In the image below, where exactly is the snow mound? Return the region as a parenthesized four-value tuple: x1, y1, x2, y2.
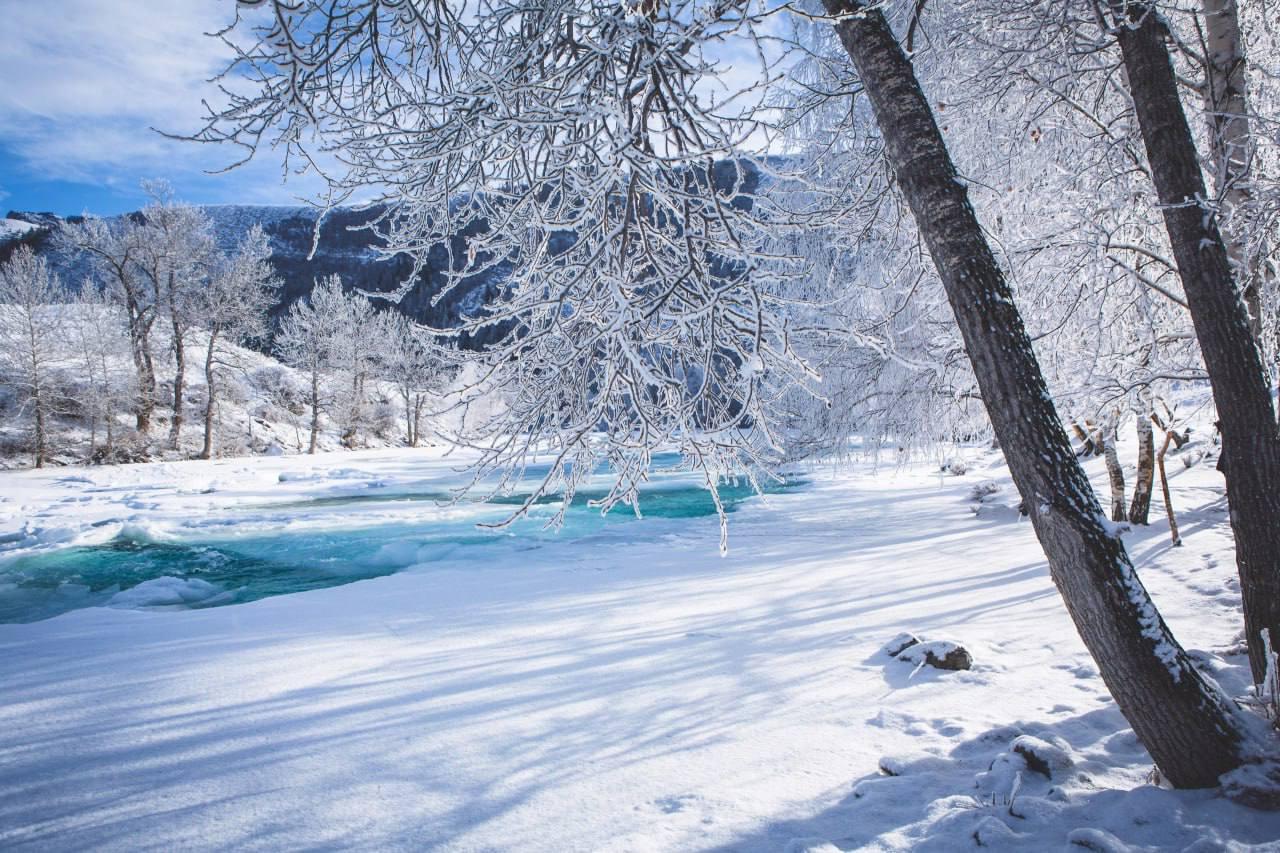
(1011, 733, 1075, 777)
(108, 577, 236, 609)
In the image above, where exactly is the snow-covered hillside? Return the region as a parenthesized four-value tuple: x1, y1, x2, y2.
(0, 217, 36, 243)
(0, 319, 416, 469)
(0, 430, 1275, 850)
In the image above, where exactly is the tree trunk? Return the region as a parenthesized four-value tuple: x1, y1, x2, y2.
(1130, 412, 1155, 524)
(823, 0, 1248, 787)
(403, 389, 414, 447)
(1157, 430, 1183, 547)
(308, 366, 320, 455)
(412, 395, 425, 448)
(1111, 0, 1280, 685)
(121, 292, 156, 434)
(1202, 0, 1261, 338)
(32, 384, 45, 469)
(200, 332, 218, 460)
(27, 320, 46, 469)
(170, 314, 185, 449)
(1070, 419, 1097, 456)
(1101, 427, 1127, 523)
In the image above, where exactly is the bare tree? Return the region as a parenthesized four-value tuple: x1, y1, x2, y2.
(276, 275, 347, 454)
(382, 312, 442, 447)
(329, 289, 382, 448)
(69, 280, 130, 458)
(61, 216, 158, 434)
(134, 182, 216, 450)
(817, 0, 1249, 788)
(0, 247, 65, 468)
(1106, 0, 1280, 686)
(197, 225, 279, 459)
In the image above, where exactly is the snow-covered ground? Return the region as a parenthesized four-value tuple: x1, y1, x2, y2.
(0, 439, 1277, 851)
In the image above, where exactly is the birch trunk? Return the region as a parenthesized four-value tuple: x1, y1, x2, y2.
(1130, 414, 1156, 524)
(1101, 428, 1127, 523)
(1202, 0, 1261, 337)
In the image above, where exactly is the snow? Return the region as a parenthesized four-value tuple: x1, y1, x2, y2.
(0, 217, 38, 242)
(0, 439, 1277, 850)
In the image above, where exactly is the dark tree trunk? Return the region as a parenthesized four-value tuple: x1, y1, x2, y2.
(822, 0, 1248, 787)
(170, 316, 185, 449)
(1157, 430, 1183, 547)
(1111, 0, 1280, 684)
(308, 367, 320, 455)
(124, 297, 155, 433)
(200, 332, 218, 460)
(1130, 414, 1155, 524)
(402, 389, 414, 447)
(32, 384, 45, 469)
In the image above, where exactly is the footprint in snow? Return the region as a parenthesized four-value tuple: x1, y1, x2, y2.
(652, 794, 700, 814)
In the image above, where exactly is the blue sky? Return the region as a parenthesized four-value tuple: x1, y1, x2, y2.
(0, 1, 320, 217)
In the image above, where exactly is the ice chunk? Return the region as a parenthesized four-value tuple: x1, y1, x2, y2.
(108, 577, 236, 609)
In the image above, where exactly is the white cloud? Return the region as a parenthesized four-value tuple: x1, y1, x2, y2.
(0, 0, 312, 203)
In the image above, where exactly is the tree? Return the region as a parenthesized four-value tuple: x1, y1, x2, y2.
(197, 225, 278, 459)
(329, 288, 382, 448)
(194, 0, 808, 541)
(382, 312, 442, 447)
(815, 0, 1249, 788)
(0, 247, 65, 468)
(276, 275, 347, 454)
(61, 215, 158, 433)
(1106, 0, 1280, 686)
(134, 181, 216, 450)
(1129, 395, 1156, 524)
(1198, 0, 1264, 338)
(69, 280, 130, 458)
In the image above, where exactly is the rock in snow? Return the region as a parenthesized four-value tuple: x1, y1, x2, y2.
(893, 638, 973, 671)
(1011, 734, 1075, 778)
(880, 632, 920, 657)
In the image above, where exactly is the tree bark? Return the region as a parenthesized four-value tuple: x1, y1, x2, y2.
(1111, 0, 1280, 685)
(170, 305, 185, 449)
(200, 331, 218, 460)
(1157, 430, 1182, 547)
(822, 0, 1248, 787)
(123, 296, 156, 434)
(308, 366, 320, 455)
(26, 315, 47, 468)
(1101, 426, 1127, 523)
(1130, 412, 1156, 524)
(1201, 0, 1261, 338)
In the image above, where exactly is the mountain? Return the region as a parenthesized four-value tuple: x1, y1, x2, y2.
(0, 205, 511, 349)
(0, 159, 771, 351)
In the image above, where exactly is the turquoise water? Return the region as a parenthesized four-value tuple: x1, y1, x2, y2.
(0, 477, 800, 624)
